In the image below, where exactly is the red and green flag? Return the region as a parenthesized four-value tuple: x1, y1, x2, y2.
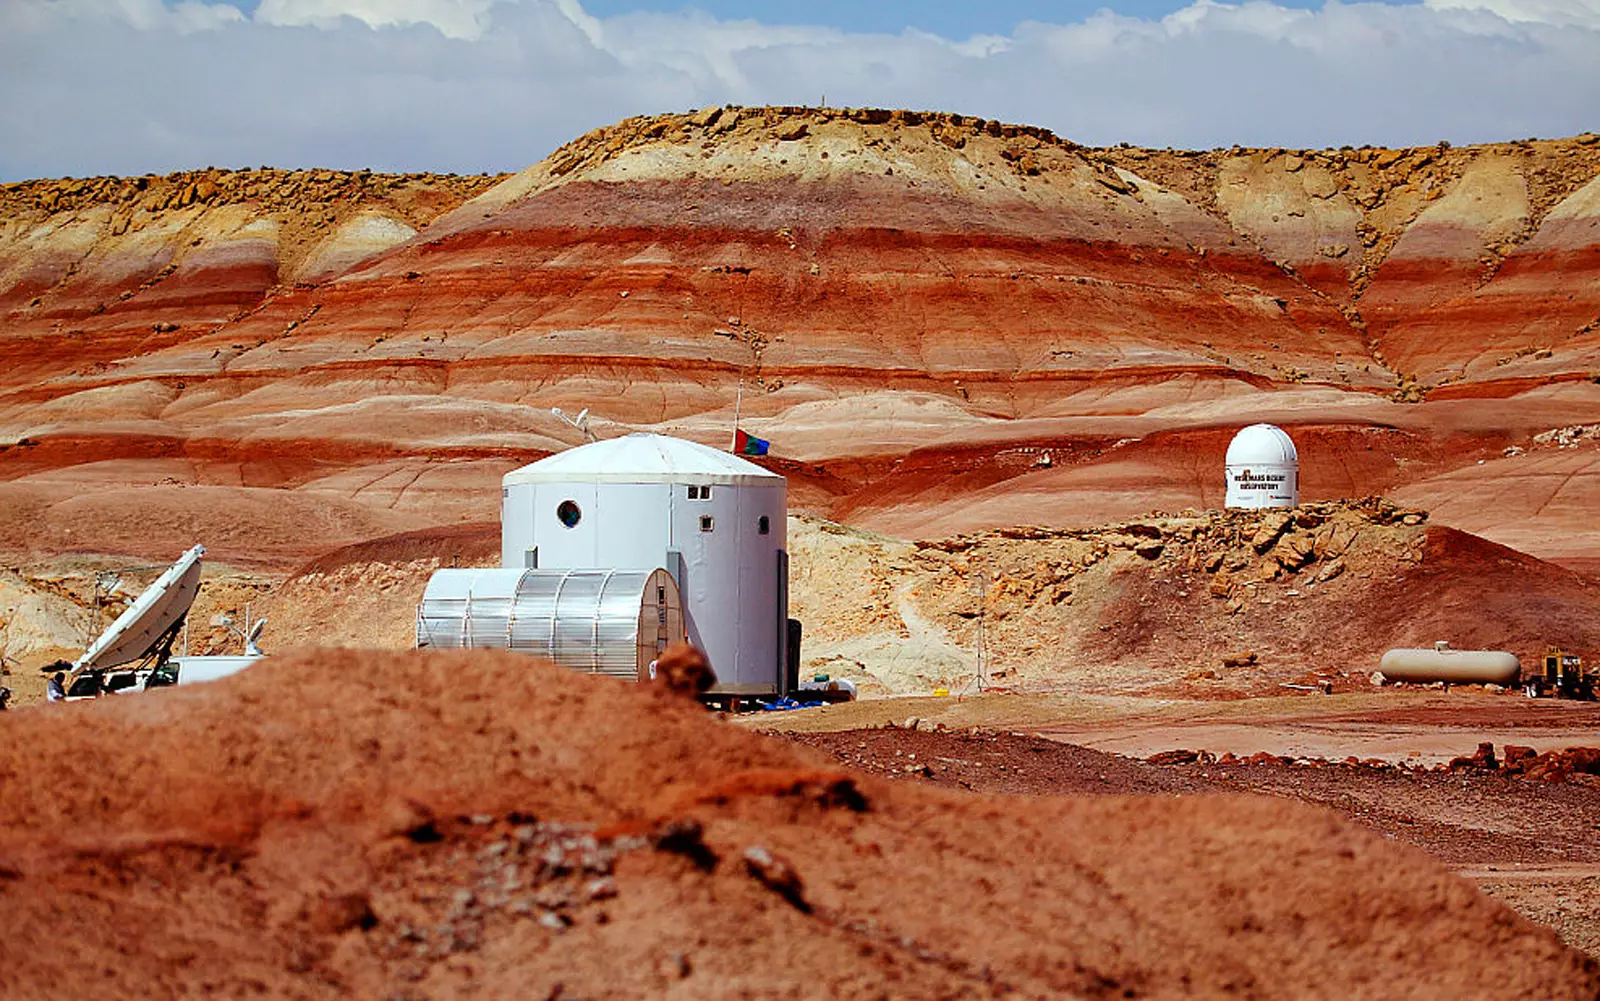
(733, 428, 770, 456)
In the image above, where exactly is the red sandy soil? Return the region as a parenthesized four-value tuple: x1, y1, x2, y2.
(1, 109, 1597, 571)
(1, 649, 1597, 999)
(291, 520, 500, 575)
(783, 726, 1600, 867)
(784, 726, 1600, 958)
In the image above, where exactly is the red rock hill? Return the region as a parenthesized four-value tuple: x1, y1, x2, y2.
(1, 109, 1597, 568)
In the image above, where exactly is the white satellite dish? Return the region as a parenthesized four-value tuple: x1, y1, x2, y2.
(73, 545, 205, 676)
(245, 617, 267, 656)
(216, 611, 269, 655)
(551, 406, 597, 442)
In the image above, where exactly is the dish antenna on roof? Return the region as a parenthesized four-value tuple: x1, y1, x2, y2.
(551, 406, 597, 442)
(218, 609, 269, 656)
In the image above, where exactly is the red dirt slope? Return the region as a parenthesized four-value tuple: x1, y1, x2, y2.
(0, 649, 1594, 999)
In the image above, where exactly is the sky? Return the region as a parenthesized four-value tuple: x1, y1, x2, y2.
(2, 0, 1598, 180)
(233, 0, 1352, 34)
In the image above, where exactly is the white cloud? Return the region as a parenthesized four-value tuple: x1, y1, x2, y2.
(18, 0, 244, 31)
(1, 0, 1596, 180)
(1424, 0, 1600, 29)
(254, 0, 497, 40)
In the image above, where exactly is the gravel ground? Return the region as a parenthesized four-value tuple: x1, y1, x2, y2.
(781, 725, 1600, 958)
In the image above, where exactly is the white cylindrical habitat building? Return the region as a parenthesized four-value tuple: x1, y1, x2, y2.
(500, 433, 789, 696)
(1224, 423, 1299, 509)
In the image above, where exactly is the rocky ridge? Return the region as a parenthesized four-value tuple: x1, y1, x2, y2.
(0, 167, 504, 221)
(0, 167, 504, 286)
(542, 107, 1599, 295)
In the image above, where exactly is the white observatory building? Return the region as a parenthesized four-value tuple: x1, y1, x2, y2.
(1224, 423, 1299, 509)
(492, 433, 790, 696)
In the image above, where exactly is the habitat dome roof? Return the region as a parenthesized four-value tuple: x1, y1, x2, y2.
(1225, 423, 1299, 467)
(503, 433, 784, 486)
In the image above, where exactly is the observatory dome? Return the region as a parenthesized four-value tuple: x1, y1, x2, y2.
(1225, 424, 1299, 467)
(1224, 424, 1299, 509)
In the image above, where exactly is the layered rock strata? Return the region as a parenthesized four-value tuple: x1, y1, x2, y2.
(1, 110, 1598, 567)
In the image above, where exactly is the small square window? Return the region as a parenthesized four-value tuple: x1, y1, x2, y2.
(699, 515, 714, 532)
(758, 515, 770, 535)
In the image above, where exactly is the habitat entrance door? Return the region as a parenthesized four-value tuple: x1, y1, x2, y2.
(636, 568, 685, 681)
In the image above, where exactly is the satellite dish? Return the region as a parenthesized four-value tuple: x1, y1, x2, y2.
(245, 617, 268, 656)
(551, 405, 598, 442)
(74, 545, 205, 675)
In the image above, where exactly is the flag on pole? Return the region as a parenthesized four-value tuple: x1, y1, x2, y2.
(733, 428, 770, 456)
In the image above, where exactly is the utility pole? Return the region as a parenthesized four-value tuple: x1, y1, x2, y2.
(969, 563, 988, 691)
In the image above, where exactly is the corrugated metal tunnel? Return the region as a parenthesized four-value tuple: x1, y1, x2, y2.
(415, 567, 685, 682)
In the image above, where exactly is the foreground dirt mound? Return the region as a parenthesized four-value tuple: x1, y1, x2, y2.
(1, 649, 1593, 999)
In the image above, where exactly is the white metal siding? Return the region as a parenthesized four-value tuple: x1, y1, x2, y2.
(497, 448, 789, 694)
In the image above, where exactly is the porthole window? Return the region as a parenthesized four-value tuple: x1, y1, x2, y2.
(758, 515, 770, 535)
(700, 515, 714, 532)
(557, 500, 582, 528)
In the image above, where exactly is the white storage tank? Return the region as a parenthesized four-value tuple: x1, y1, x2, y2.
(416, 567, 684, 681)
(500, 433, 788, 696)
(1379, 643, 1521, 686)
(1225, 423, 1299, 509)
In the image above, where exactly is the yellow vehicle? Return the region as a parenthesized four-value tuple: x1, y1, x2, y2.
(1524, 648, 1596, 700)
